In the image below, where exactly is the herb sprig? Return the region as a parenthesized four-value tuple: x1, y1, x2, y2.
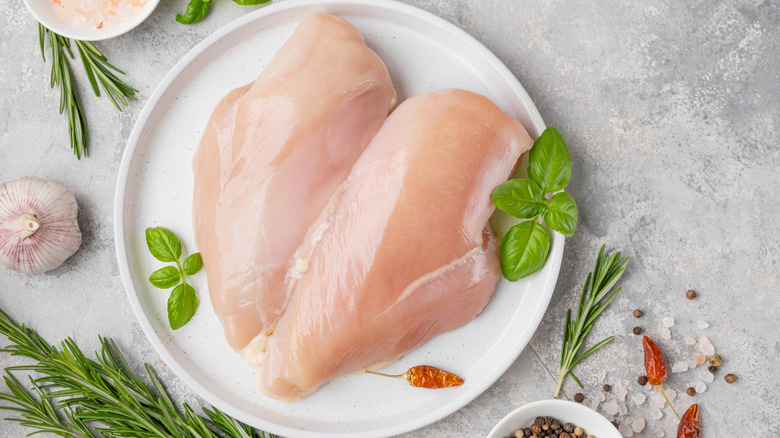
(553, 245, 629, 397)
(0, 306, 273, 437)
(146, 227, 203, 330)
(491, 127, 579, 280)
(176, 0, 271, 25)
(38, 24, 137, 159)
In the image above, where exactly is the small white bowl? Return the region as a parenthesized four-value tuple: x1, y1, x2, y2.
(487, 399, 622, 438)
(22, 0, 160, 41)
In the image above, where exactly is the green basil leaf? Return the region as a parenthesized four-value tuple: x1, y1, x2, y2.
(175, 0, 212, 25)
(167, 283, 198, 330)
(528, 127, 572, 193)
(182, 253, 203, 276)
(232, 0, 270, 5)
(148, 266, 181, 289)
(499, 221, 551, 281)
(544, 192, 578, 237)
(490, 179, 546, 219)
(145, 227, 182, 263)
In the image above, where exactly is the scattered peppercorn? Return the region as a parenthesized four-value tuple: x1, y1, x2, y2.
(637, 375, 648, 386)
(574, 392, 584, 402)
(563, 423, 574, 433)
(633, 309, 643, 318)
(725, 373, 737, 383)
(632, 326, 643, 335)
(686, 387, 696, 396)
(602, 384, 612, 392)
(523, 428, 532, 437)
(708, 365, 718, 373)
(686, 289, 697, 299)
(709, 354, 723, 367)
(611, 420, 619, 429)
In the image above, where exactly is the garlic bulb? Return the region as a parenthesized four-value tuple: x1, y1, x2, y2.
(0, 176, 82, 275)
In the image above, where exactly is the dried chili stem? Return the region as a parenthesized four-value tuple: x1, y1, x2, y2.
(655, 384, 681, 420)
(363, 369, 406, 380)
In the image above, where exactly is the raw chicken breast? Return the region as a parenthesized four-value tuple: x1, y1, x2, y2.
(192, 12, 396, 350)
(258, 89, 534, 400)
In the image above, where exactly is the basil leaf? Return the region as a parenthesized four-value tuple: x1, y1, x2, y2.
(182, 253, 203, 276)
(175, 0, 212, 25)
(491, 179, 546, 219)
(168, 283, 198, 330)
(499, 221, 551, 281)
(232, 0, 270, 5)
(148, 266, 181, 289)
(145, 227, 182, 263)
(528, 127, 572, 193)
(544, 192, 578, 237)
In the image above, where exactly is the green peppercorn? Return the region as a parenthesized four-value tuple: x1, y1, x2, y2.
(709, 354, 723, 367)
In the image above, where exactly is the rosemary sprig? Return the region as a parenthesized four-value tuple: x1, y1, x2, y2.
(0, 307, 274, 438)
(38, 24, 137, 159)
(553, 245, 629, 398)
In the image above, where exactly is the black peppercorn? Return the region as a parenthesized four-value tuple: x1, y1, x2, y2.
(632, 326, 643, 335)
(708, 365, 718, 373)
(637, 375, 648, 386)
(563, 423, 575, 433)
(574, 392, 584, 402)
(611, 421, 619, 429)
(524, 427, 532, 437)
(602, 384, 611, 392)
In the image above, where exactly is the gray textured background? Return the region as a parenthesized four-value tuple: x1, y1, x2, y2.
(1, 0, 778, 436)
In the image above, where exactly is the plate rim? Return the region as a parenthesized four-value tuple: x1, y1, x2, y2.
(113, 1, 560, 437)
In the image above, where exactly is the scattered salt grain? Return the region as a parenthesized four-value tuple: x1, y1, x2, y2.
(632, 393, 646, 405)
(662, 317, 675, 327)
(698, 320, 709, 329)
(666, 389, 677, 401)
(650, 396, 665, 409)
(618, 403, 628, 416)
(694, 381, 707, 394)
(684, 336, 696, 346)
(651, 409, 664, 420)
(619, 424, 633, 437)
(687, 359, 698, 369)
(693, 352, 707, 365)
(672, 361, 688, 373)
(656, 430, 665, 437)
(632, 418, 646, 433)
(660, 327, 672, 340)
(703, 371, 714, 383)
(696, 336, 715, 355)
(587, 398, 601, 411)
(616, 386, 628, 401)
(603, 399, 619, 416)
(597, 370, 607, 383)
(644, 382, 653, 392)
(593, 391, 606, 402)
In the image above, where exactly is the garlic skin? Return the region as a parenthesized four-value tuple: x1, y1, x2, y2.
(0, 176, 82, 275)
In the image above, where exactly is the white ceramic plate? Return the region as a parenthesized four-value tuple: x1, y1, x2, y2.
(487, 400, 622, 438)
(114, 1, 561, 437)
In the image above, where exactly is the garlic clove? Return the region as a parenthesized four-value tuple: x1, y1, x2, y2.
(0, 176, 82, 276)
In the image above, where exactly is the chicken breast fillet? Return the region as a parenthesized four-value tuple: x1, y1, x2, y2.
(258, 89, 533, 400)
(192, 12, 397, 351)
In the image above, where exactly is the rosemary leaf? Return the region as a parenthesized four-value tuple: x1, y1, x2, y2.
(0, 307, 274, 437)
(553, 245, 629, 398)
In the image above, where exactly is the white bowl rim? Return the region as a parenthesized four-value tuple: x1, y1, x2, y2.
(22, 0, 161, 41)
(487, 399, 623, 438)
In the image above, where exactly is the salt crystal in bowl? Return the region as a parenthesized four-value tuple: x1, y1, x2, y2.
(487, 399, 622, 438)
(22, 0, 160, 40)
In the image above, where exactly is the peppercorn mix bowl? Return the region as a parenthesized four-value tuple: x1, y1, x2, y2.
(487, 399, 621, 438)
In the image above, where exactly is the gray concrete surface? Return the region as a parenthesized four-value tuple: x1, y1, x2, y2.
(1, 0, 778, 436)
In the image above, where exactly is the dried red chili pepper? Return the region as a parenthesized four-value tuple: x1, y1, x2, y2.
(643, 336, 680, 420)
(677, 404, 700, 438)
(364, 365, 463, 389)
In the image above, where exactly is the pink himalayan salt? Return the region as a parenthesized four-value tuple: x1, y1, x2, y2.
(53, 0, 147, 30)
(693, 352, 707, 365)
